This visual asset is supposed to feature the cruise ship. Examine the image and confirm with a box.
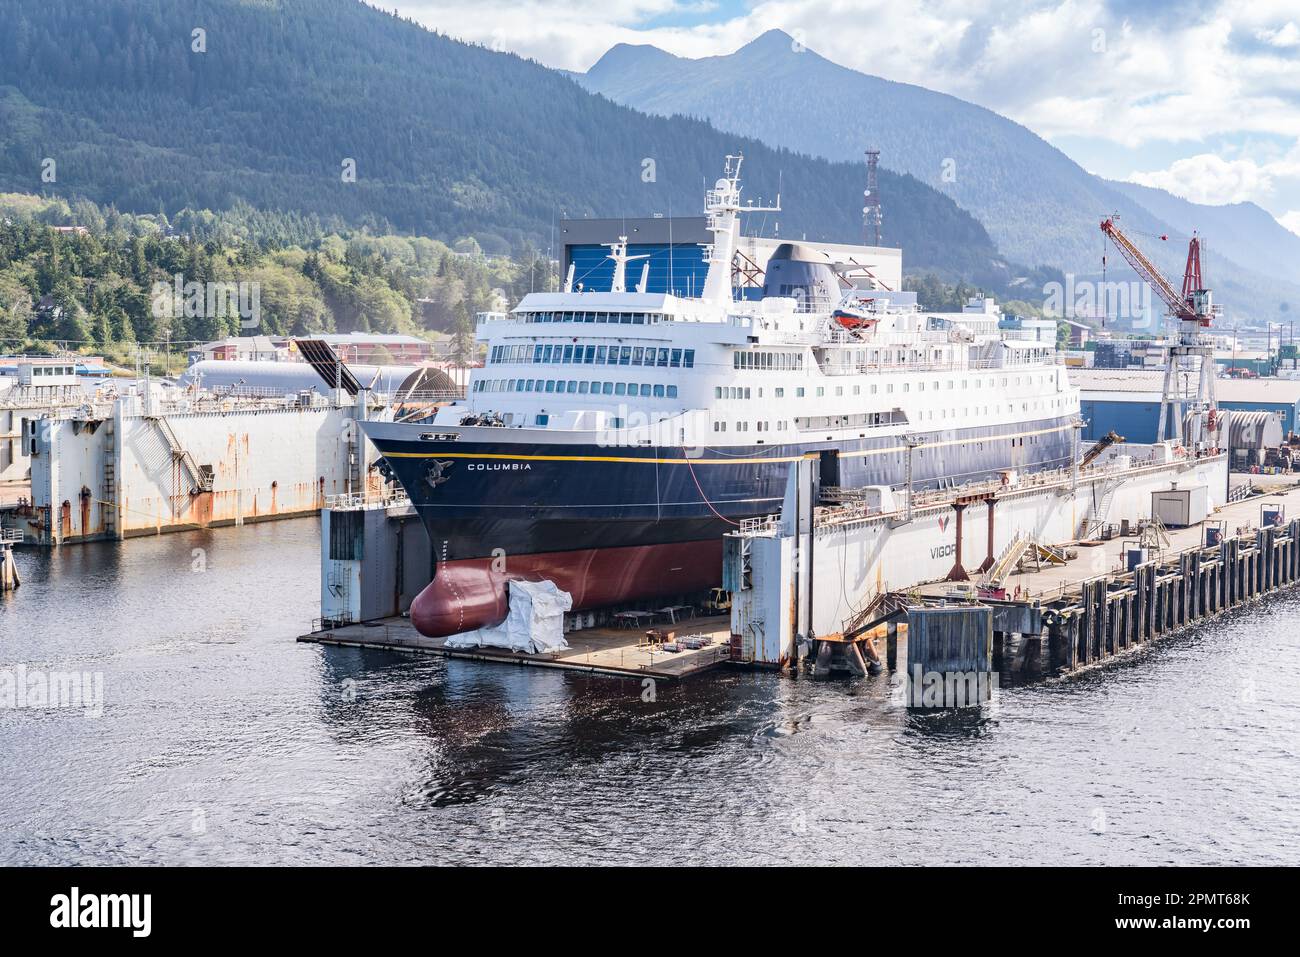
[361,157,1080,637]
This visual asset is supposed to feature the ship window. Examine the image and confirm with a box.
[685,350,695,368]
[628,381,638,394]
[563,346,574,362]
[657,348,669,367]
[816,387,825,397]
[525,379,535,391]
[535,414,549,426]
[640,384,652,397]
[567,381,578,393]
[653,384,665,397]
[601,382,613,395]
[775,388,784,398]
[545,380,555,393]
[670,349,682,367]
[715,387,722,399]
[615,383,626,396]
[797,387,805,397]
[619,347,632,365]
[667,385,677,398]
[579,382,589,394]
[633,347,644,365]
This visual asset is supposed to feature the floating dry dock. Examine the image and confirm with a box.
[301,441,1300,694]
[298,614,732,680]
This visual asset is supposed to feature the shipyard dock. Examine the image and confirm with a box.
[296,438,1300,698]
[299,614,733,680]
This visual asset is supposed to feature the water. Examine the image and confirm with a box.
[2,520,1298,865]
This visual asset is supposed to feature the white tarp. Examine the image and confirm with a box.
[443,579,573,654]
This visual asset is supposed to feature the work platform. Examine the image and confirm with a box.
[966,475,1300,603]
[298,614,733,680]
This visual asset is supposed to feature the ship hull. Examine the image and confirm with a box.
[364,414,1075,636]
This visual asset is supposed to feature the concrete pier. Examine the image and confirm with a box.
[0,529,20,591]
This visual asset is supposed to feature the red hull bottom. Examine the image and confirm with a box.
[410,540,724,637]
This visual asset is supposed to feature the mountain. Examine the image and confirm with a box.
[1104,180,1300,284]
[0,0,1016,284]
[575,30,1300,323]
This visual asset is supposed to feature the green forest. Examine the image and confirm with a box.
[0,191,544,367]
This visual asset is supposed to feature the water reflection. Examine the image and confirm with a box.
[1,518,1297,865]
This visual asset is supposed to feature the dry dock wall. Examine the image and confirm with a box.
[729,452,1228,666]
[320,502,433,623]
[0,408,30,484]
[27,396,381,544]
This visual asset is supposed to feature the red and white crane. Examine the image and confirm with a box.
[1099,217,1220,447]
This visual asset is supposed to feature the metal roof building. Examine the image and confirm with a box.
[1072,369,1300,442]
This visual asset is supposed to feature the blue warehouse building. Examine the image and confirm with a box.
[1073,370,1300,442]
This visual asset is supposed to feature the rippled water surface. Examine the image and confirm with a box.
[1,519,1298,865]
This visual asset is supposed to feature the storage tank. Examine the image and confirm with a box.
[179,360,423,396]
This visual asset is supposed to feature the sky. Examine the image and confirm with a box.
[387,0,1300,236]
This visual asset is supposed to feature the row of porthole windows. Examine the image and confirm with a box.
[473,378,679,398]
[720,374,1061,400]
[714,420,788,432]
[491,343,695,368]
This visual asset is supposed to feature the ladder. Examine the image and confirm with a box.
[152,416,213,493]
[981,533,1031,587]
[1082,480,1118,538]
[101,417,118,539]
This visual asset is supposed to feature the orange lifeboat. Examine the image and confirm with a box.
[831,303,877,331]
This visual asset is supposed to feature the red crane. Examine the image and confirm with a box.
[1100,217,1214,326]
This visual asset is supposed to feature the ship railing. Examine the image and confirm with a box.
[1,528,22,544]
[815,355,1055,376]
[324,491,412,511]
[738,514,783,536]
[381,389,466,409]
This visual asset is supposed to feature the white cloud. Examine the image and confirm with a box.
[1279,210,1300,236]
[1129,154,1275,205]
[1128,145,1300,207]
[1256,22,1300,47]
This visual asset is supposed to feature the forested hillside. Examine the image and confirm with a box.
[0,192,533,362]
[0,0,1014,283]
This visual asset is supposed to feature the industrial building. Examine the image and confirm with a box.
[186,332,436,367]
[1074,369,1300,442]
[559,217,902,297]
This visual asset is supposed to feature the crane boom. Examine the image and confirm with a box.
[1099,218,1193,321]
